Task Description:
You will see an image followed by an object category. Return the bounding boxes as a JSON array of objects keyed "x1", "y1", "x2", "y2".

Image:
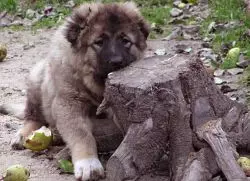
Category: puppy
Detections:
[{"x1": 1, "y1": 2, "x2": 149, "y2": 180}]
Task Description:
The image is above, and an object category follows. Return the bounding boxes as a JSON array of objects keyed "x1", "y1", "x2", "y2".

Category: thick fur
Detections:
[{"x1": 1, "y1": 2, "x2": 149, "y2": 181}]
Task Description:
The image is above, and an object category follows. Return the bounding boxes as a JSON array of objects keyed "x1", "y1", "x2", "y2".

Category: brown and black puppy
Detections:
[{"x1": 1, "y1": 2, "x2": 149, "y2": 181}]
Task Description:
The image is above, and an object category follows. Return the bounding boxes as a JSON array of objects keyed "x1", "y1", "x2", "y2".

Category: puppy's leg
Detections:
[
  {"x1": 53, "y1": 97, "x2": 104, "y2": 181},
  {"x1": 11, "y1": 87, "x2": 46, "y2": 150},
  {"x1": 12, "y1": 60, "x2": 47, "y2": 149},
  {"x1": 11, "y1": 120, "x2": 44, "y2": 150}
]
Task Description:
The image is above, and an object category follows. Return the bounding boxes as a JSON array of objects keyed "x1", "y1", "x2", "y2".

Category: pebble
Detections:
[
  {"x1": 220, "y1": 85, "x2": 236, "y2": 94},
  {"x1": 64, "y1": 0, "x2": 75, "y2": 8},
  {"x1": 207, "y1": 21, "x2": 216, "y2": 33},
  {"x1": 170, "y1": 8, "x2": 183, "y2": 17},
  {"x1": 236, "y1": 55, "x2": 250, "y2": 68},
  {"x1": 154, "y1": 48, "x2": 166, "y2": 55},
  {"x1": 227, "y1": 68, "x2": 244, "y2": 75},
  {"x1": 214, "y1": 69, "x2": 225, "y2": 77},
  {"x1": 23, "y1": 43, "x2": 35, "y2": 50},
  {"x1": 162, "y1": 27, "x2": 182, "y2": 41},
  {"x1": 214, "y1": 77, "x2": 226, "y2": 85},
  {"x1": 26, "y1": 9, "x2": 36, "y2": 19},
  {"x1": 198, "y1": 48, "x2": 218, "y2": 62}
]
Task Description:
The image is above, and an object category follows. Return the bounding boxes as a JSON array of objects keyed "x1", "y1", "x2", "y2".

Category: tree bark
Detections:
[
  {"x1": 197, "y1": 119, "x2": 247, "y2": 181},
  {"x1": 100, "y1": 54, "x2": 250, "y2": 181}
]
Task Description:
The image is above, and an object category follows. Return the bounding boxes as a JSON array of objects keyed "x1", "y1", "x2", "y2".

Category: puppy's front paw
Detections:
[
  {"x1": 11, "y1": 132, "x2": 25, "y2": 150},
  {"x1": 74, "y1": 157, "x2": 104, "y2": 181}
]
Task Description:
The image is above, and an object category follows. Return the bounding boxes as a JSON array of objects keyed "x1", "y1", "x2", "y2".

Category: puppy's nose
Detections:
[{"x1": 110, "y1": 56, "x2": 122, "y2": 66}]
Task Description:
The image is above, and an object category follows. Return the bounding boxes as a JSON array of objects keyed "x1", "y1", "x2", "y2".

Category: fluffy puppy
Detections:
[{"x1": 2, "y1": 2, "x2": 149, "y2": 181}]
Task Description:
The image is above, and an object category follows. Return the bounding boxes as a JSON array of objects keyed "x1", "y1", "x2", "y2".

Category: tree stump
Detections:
[{"x1": 100, "y1": 54, "x2": 250, "y2": 181}]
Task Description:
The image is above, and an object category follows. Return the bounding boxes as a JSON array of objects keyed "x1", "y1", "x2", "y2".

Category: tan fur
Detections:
[{"x1": 7, "y1": 2, "x2": 149, "y2": 180}]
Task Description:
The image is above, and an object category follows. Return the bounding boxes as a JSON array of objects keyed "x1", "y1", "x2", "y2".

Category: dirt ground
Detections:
[{"x1": 0, "y1": 28, "x2": 203, "y2": 180}]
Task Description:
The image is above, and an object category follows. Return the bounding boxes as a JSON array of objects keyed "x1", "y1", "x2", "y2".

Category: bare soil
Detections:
[{"x1": 0, "y1": 28, "x2": 203, "y2": 180}]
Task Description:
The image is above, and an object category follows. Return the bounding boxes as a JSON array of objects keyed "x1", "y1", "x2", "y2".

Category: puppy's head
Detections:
[{"x1": 64, "y1": 2, "x2": 150, "y2": 82}]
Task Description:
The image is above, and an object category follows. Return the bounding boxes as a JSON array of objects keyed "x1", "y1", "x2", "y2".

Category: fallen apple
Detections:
[
  {"x1": 237, "y1": 156, "x2": 250, "y2": 176},
  {"x1": 178, "y1": 2, "x2": 186, "y2": 9},
  {"x1": 3, "y1": 164, "x2": 29, "y2": 181},
  {"x1": 226, "y1": 47, "x2": 240, "y2": 62},
  {"x1": 23, "y1": 126, "x2": 52, "y2": 151},
  {"x1": 0, "y1": 44, "x2": 7, "y2": 62},
  {"x1": 221, "y1": 47, "x2": 241, "y2": 69}
]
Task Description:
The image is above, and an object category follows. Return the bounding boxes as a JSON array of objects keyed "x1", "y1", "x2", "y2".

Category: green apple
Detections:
[
  {"x1": 0, "y1": 44, "x2": 7, "y2": 62},
  {"x1": 23, "y1": 126, "x2": 52, "y2": 151},
  {"x1": 3, "y1": 164, "x2": 29, "y2": 181},
  {"x1": 178, "y1": 2, "x2": 186, "y2": 9},
  {"x1": 226, "y1": 47, "x2": 240, "y2": 61}
]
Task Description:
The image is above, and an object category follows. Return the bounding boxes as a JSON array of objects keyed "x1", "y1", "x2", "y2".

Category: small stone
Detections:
[
  {"x1": 198, "y1": 48, "x2": 218, "y2": 62},
  {"x1": 220, "y1": 85, "x2": 236, "y2": 94},
  {"x1": 229, "y1": 96, "x2": 238, "y2": 101},
  {"x1": 9, "y1": 20, "x2": 24, "y2": 26},
  {"x1": 26, "y1": 9, "x2": 36, "y2": 19},
  {"x1": 64, "y1": 0, "x2": 75, "y2": 8},
  {"x1": 184, "y1": 47, "x2": 192, "y2": 53},
  {"x1": 170, "y1": 8, "x2": 183, "y2": 17},
  {"x1": 182, "y1": 25, "x2": 200, "y2": 34},
  {"x1": 214, "y1": 77, "x2": 226, "y2": 85},
  {"x1": 21, "y1": 89, "x2": 26, "y2": 96},
  {"x1": 203, "y1": 36, "x2": 214, "y2": 42},
  {"x1": 227, "y1": 68, "x2": 244, "y2": 75},
  {"x1": 23, "y1": 43, "x2": 35, "y2": 50},
  {"x1": 162, "y1": 27, "x2": 182, "y2": 41},
  {"x1": 207, "y1": 21, "x2": 216, "y2": 33},
  {"x1": 236, "y1": 55, "x2": 250, "y2": 68},
  {"x1": 154, "y1": 48, "x2": 166, "y2": 56},
  {"x1": 224, "y1": 20, "x2": 241, "y2": 29},
  {"x1": 214, "y1": 69, "x2": 225, "y2": 77},
  {"x1": 182, "y1": 33, "x2": 193, "y2": 40},
  {"x1": 0, "y1": 13, "x2": 13, "y2": 27}
]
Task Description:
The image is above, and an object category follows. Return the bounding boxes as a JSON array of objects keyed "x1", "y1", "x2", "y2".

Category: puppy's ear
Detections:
[
  {"x1": 65, "y1": 12, "x2": 87, "y2": 46},
  {"x1": 138, "y1": 19, "x2": 150, "y2": 39},
  {"x1": 64, "y1": 4, "x2": 99, "y2": 46}
]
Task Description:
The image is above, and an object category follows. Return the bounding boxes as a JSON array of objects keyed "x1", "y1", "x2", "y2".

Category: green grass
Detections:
[
  {"x1": 0, "y1": 0, "x2": 173, "y2": 37},
  {"x1": 141, "y1": 7, "x2": 171, "y2": 25},
  {"x1": 23, "y1": 0, "x2": 69, "y2": 10},
  {"x1": 203, "y1": 0, "x2": 250, "y2": 105},
  {"x1": 0, "y1": 0, "x2": 17, "y2": 12},
  {"x1": 201, "y1": 0, "x2": 250, "y2": 68},
  {"x1": 220, "y1": 57, "x2": 238, "y2": 69}
]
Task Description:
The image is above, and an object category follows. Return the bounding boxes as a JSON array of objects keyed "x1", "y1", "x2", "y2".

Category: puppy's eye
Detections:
[
  {"x1": 121, "y1": 37, "x2": 131, "y2": 48},
  {"x1": 94, "y1": 39, "x2": 104, "y2": 47}
]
